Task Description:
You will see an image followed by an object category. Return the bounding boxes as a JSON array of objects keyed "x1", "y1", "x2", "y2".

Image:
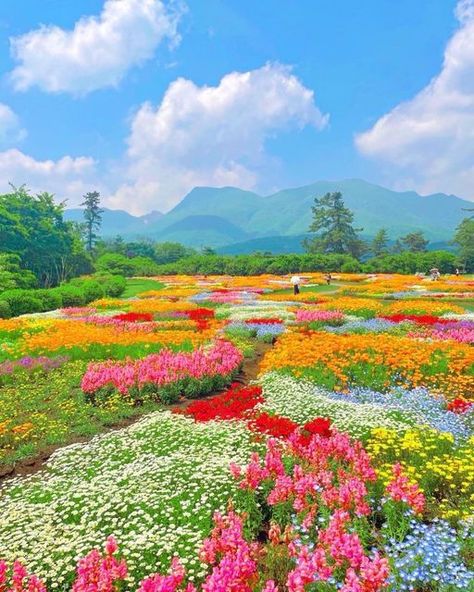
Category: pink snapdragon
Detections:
[
  {"x1": 0, "y1": 560, "x2": 46, "y2": 592},
  {"x1": 72, "y1": 536, "x2": 127, "y2": 592},
  {"x1": 138, "y1": 558, "x2": 196, "y2": 592},
  {"x1": 295, "y1": 310, "x2": 344, "y2": 323},
  {"x1": 81, "y1": 340, "x2": 243, "y2": 396},
  {"x1": 385, "y1": 463, "x2": 425, "y2": 514}
]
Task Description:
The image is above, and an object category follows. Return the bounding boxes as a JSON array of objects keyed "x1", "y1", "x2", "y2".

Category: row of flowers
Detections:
[{"x1": 81, "y1": 340, "x2": 243, "y2": 405}]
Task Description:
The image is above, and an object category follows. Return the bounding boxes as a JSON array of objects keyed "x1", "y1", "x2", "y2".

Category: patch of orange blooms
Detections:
[
  {"x1": 19, "y1": 319, "x2": 213, "y2": 354},
  {"x1": 259, "y1": 330, "x2": 474, "y2": 399}
]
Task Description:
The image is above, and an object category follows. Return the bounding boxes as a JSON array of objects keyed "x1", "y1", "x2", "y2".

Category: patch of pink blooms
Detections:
[
  {"x1": 81, "y1": 340, "x2": 243, "y2": 396},
  {"x1": 61, "y1": 307, "x2": 97, "y2": 317},
  {"x1": 86, "y1": 316, "x2": 158, "y2": 333},
  {"x1": 72, "y1": 536, "x2": 127, "y2": 592},
  {"x1": 295, "y1": 310, "x2": 344, "y2": 323},
  {"x1": 0, "y1": 559, "x2": 46, "y2": 592},
  {"x1": 385, "y1": 463, "x2": 425, "y2": 514},
  {"x1": 232, "y1": 431, "x2": 390, "y2": 591}
]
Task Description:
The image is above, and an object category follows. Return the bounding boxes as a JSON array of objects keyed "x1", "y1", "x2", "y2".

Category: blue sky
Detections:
[{"x1": 0, "y1": 0, "x2": 472, "y2": 213}]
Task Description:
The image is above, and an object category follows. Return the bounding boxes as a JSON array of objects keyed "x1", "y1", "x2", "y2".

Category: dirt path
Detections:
[{"x1": 0, "y1": 341, "x2": 273, "y2": 484}]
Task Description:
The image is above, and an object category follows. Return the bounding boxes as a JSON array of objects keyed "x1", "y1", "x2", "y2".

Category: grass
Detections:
[
  {"x1": 122, "y1": 277, "x2": 165, "y2": 298},
  {"x1": 0, "y1": 362, "x2": 164, "y2": 466}
]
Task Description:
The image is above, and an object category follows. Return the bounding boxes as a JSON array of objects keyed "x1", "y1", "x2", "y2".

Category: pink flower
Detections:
[{"x1": 385, "y1": 463, "x2": 425, "y2": 514}]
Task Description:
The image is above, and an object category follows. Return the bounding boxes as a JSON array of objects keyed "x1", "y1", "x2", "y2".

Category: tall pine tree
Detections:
[
  {"x1": 371, "y1": 228, "x2": 389, "y2": 257},
  {"x1": 304, "y1": 191, "x2": 366, "y2": 259},
  {"x1": 81, "y1": 191, "x2": 103, "y2": 252}
]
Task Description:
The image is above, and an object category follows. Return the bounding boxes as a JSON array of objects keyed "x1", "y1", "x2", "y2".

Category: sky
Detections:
[{"x1": 0, "y1": 0, "x2": 472, "y2": 214}]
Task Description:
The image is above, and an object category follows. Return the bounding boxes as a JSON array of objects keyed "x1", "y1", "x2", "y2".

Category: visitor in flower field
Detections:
[
  {"x1": 290, "y1": 274, "x2": 301, "y2": 295},
  {"x1": 325, "y1": 272, "x2": 332, "y2": 285}
]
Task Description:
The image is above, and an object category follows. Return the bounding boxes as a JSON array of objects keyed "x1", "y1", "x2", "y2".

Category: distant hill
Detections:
[
  {"x1": 65, "y1": 179, "x2": 473, "y2": 252},
  {"x1": 64, "y1": 208, "x2": 163, "y2": 237}
]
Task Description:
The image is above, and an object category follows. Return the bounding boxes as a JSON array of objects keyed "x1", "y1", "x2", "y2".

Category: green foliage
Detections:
[
  {"x1": 56, "y1": 285, "x2": 86, "y2": 307},
  {"x1": 0, "y1": 186, "x2": 92, "y2": 286},
  {"x1": 95, "y1": 253, "x2": 136, "y2": 276},
  {"x1": 100, "y1": 274, "x2": 126, "y2": 297},
  {"x1": 80, "y1": 191, "x2": 103, "y2": 252},
  {"x1": 0, "y1": 290, "x2": 43, "y2": 316},
  {"x1": 35, "y1": 289, "x2": 63, "y2": 311},
  {"x1": 304, "y1": 192, "x2": 366, "y2": 259},
  {"x1": 0, "y1": 300, "x2": 11, "y2": 319},
  {"x1": 371, "y1": 228, "x2": 389, "y2": 257},
  {"x1": 69, "y1": 278, "x2": 105, "y2": 302},
  {"x1": 0, "y1": 253, "x2": 37, "y2": 292},
  {"x1": 453, "y1": 217, "x2": 474, "y2": 272},
  {"x1": 154, "y1": 241, "x2": 195, "y2": 264},
  {"x1": 154, "y1": 252, "x2": 360, "y2": 275},
  {"x1": 363, "y1": 250, "x2": 457, "y2": 274},
  {"x1": 400, "y1": 231, "x2": 429, "y2": 253}
]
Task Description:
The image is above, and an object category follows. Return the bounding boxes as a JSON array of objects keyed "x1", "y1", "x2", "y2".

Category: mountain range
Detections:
[{"x1": 64, "y1": 179, "x2": 472, "y2": 253}]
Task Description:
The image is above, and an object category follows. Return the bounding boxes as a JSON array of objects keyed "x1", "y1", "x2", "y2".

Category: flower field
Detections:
[{"x1": 0, "y1": 273, "x2": 473, "y2": 591}]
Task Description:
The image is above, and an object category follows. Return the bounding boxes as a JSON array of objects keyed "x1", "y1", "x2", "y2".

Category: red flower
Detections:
[
  {"x1": 303, "y1": 417, "x2": 332, "y2": 438},
  {"x1": 250, "y1": 412, "x2": 298, "y2": 438},
  {"x1": 112, "y1": 312, "x2": 154, "y2": 323},
  {"x1": 245, "y1": 318, "x2": 283, "y2": 325},
  {"x1": 176, "y1": 384, "x2": 263, "y2": 421},
  {"x1": 447, "y1": 398, "x2": 473, "y2": 413},
  {"x1": 186, "y1": 308, "x2": 215, "y2": 320},
  {"x1": 379, "y1": 314, "x2": 451, "y2": 325}
]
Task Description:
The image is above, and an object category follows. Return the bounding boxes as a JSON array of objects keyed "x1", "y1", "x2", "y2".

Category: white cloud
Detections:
[
  {"x1": 355, "y1": 0, "x2": 474, "y2": 201},
  {"x1": 0, "y1": 149, "x2": 100, "y2": 204},
  {"x1": 0, "y1": 103, "x2": 26, "y2": 144},
  {"x1": 108, "y1": 63, "x2": 328, "y2": 213},
  {"x1": 10, "y1": 0, "x2": 184, "y2": 95}
]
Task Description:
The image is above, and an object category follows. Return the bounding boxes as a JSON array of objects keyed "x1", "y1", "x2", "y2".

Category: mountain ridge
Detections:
[{"x1": 65, "y1": 179, "x2": 472, "y2": 252}]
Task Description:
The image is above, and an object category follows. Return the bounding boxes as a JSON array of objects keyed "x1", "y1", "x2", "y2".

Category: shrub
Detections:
[
  {"x1": 56, "y1": 285, "x2": 86, "y2": 307},
  {"x1": 102, "y1": 275, "x2": 126, "y2": 297},
  {"x1": 0, "y1": 299, "x2": 11, "y2": 318},
  {"x1": 95, "y1": 253, "x2": 136, "y2": 276},
  {"x1": 80, "y1": 280, "x2": 105, "y2": 302},
  {"x1": 0, "y1": 289, "x2": 43, "y2": 316},
  {"x1": 341, "y1": 260, "x2": 362, "y2": 273},
  {"x1": 35, "y1": 289, "x2": 63, "y2": 311}
]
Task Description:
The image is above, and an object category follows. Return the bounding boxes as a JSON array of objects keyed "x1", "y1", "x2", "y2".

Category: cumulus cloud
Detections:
[
  {"x1": 0, "y1": 149, "x2": 100, "y2": 204},
  {"x1": 0, "y1": 103, "x2": 26, "y2": 144},
  {"x1": 108, "y1": 63, "x2": 328, "y2": 213},
  {"x1": 10, "y1": 0, "x2": 184, "y2": 95},
  {"x1": 355, "y1": 0, "x2": 474, "y2": 201}
]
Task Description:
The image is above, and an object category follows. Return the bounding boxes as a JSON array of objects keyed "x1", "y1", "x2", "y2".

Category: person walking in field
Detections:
[
  {"x1": 291, "y1": 274, "x2": 301, "y2": 295},
  {"x1": 325, "y1": 273, "x2": 332, "y2": 285}
]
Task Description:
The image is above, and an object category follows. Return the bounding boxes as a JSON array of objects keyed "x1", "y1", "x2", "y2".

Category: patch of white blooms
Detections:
[
  {"x1": 258, "y1": 373, "x2": 413, "y2": 438},
  {"x1": 0, "y1": 412, "x2": 254, "y2": 589},
  {"x1": 217, "y1": 302, "x2": 296, "y2": 322}
]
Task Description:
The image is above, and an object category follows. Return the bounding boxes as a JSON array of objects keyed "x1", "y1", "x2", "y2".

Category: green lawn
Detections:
[{"x1": 122, "y1": 277, "x2": 165, "y2": 298}]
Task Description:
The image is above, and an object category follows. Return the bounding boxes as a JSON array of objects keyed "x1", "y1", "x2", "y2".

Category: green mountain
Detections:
[
  {"x1": 65, "y1": 179, "x2": 473, "y2": 252},
  {"x1": 64, "y1": 208, "x2": 163, "y2": 236}
]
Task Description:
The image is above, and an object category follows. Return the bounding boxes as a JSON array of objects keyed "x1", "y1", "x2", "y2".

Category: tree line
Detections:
[{"x1": 1, "y1": 187, "x2": 473, "y2": 296}]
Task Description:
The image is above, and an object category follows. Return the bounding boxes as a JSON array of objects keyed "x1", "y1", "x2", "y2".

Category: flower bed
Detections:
[{"x1": 81, "y1": 340, "x2": 243, "y2": 404}]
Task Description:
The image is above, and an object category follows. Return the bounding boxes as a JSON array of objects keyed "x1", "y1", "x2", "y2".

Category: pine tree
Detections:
[
  {"x1": 400, "y1": 231, "x2": 429, "y2": 253},
  {"x1": 371, "y1": 228, "x2": 389, "y2": 257},
  {"x1": 81, "y1": 191, "x2": 103, "y2": 252},
  {"x1": 304, "y1": 192, "x2": 366, "y2": 259}
]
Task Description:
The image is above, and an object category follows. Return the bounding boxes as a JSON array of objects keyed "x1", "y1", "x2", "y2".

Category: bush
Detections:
[
  {"x1": 341, "y1": 260, "x2": 362, "y2": 273},
  {"x1": 80, "y1": 280, "x2": 105, "y2": 302},
  {"x1": 95, "y1": 253, "x2": 136, "y2": 276},
  {"x1": 0, "y1": 300, "x2": 11, "y2": 318},
  {"x1": 56, "y1": 285, "x2": 86, "y2": 307},
  {"x1": 0, "y1": 290, "x2": 43, "y2": 316},
  {"x1": 35, "y1": 289, "x2": 63, "y2": 311},
  {"x1": 102, "y1": 275, "x2": 126, "y2": 297}
]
